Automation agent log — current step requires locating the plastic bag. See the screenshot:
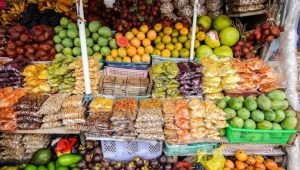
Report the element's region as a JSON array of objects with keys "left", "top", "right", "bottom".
[
  {"left": 197, "top": 146, "right": 225, "bottom": 170},
  {"left": 287, "top": 136, "right": 300, "bottom": 170},
  {"left": 279, "top": 0, "right": 300, "bottom": 111}
]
